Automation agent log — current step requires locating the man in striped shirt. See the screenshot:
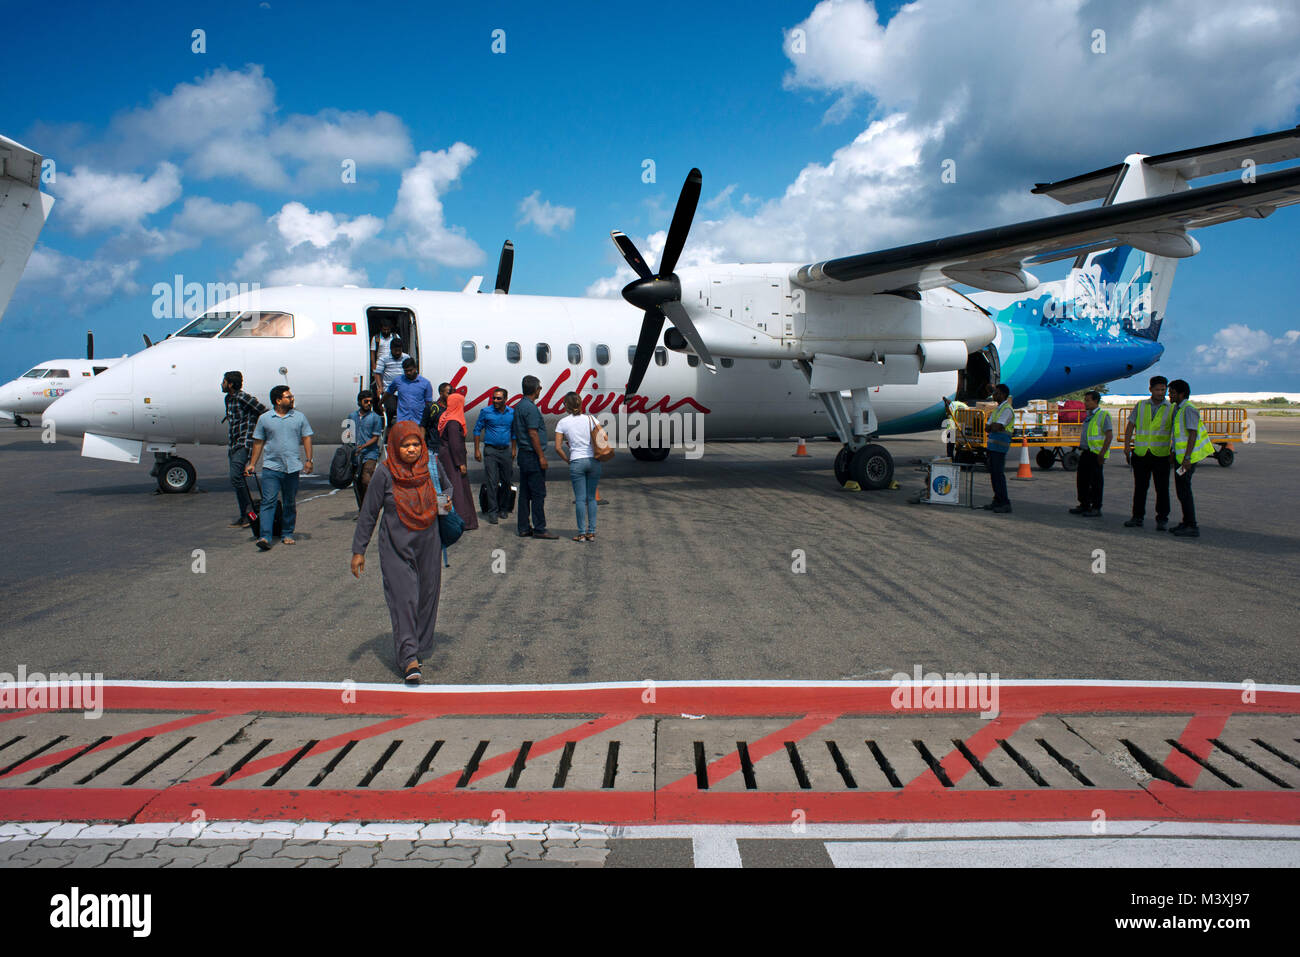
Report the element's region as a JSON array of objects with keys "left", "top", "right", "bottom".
[{"left": 221, "top": 371, "right": 267, "bottom": 528}]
